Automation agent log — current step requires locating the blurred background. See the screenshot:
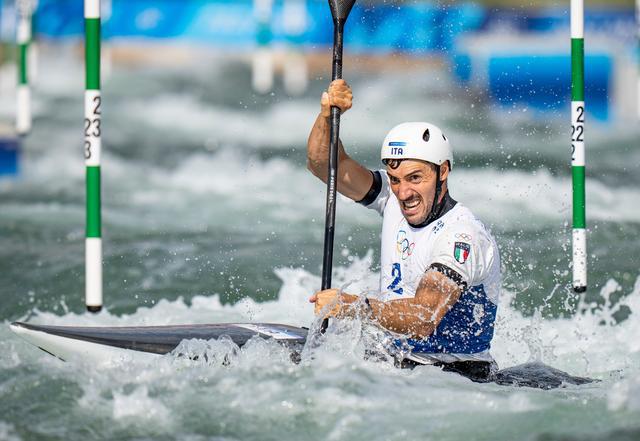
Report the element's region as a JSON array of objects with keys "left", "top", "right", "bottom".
[
  {"left": 0, "top": 0, "right": 640, "bottom": 317},
  {"left": 1, "top": 2, "right": 640, "bottom": 441},
  {"left": 0, "top": 0, "right": 638, "bottom": 316},
  {"left": 1, "top": 0, "right": 637, "bottom": 122}
]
